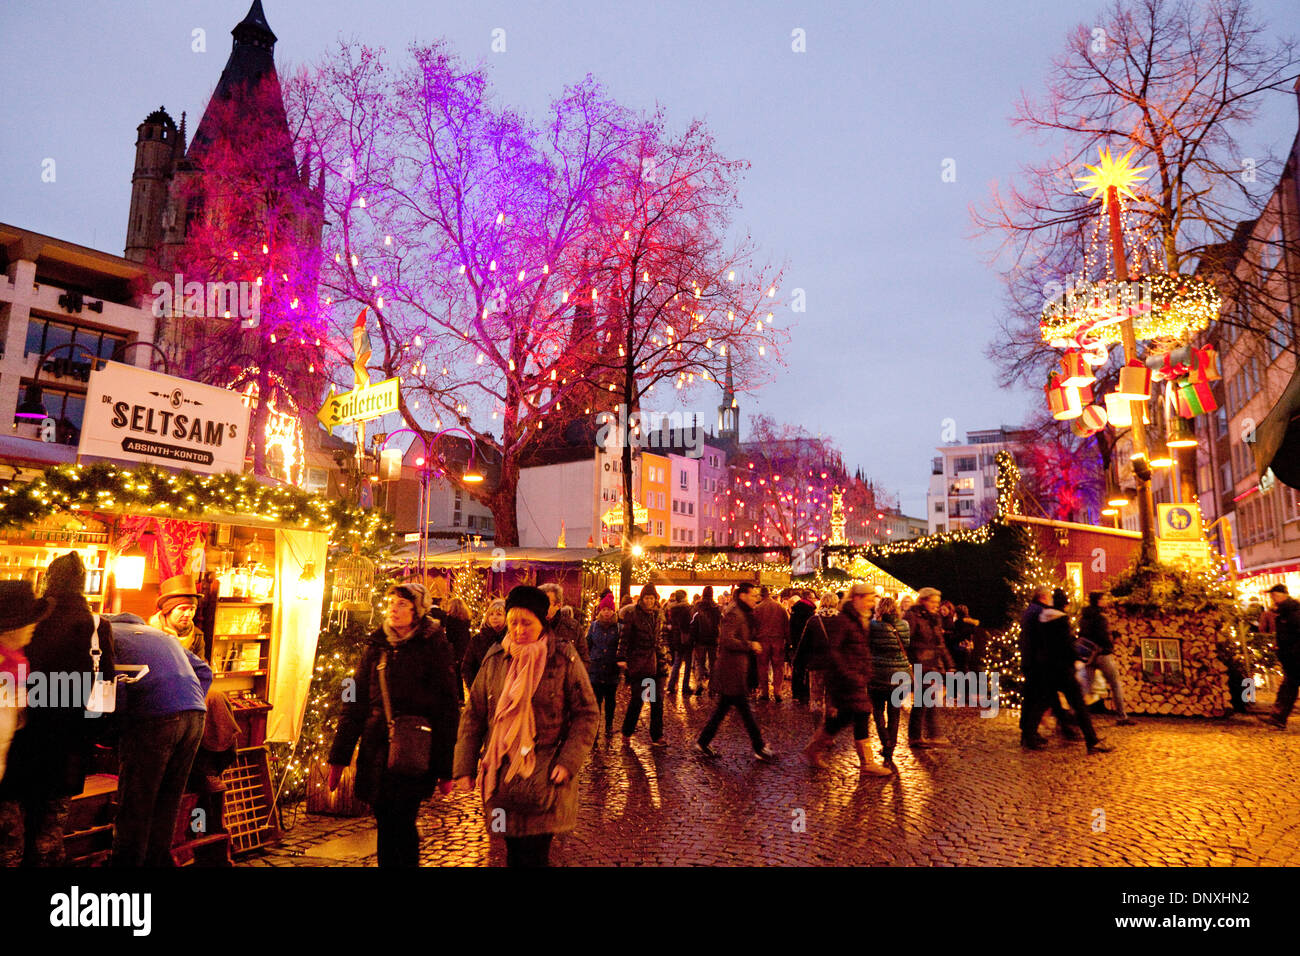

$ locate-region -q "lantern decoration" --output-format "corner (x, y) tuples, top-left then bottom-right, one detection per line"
(1059, 349), (1095, 387)
(1115, 360), (1152, 400)
(332, 552), (376, 614)
(1071, 404), (1109, 437)
(1104, 392), (1133, 428)
(1168, 415), (1198, 448)
(1175, 376), (1218, 417)
(1045, 372), (1083, 420)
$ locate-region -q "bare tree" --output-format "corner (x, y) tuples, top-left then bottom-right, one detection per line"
(976, 0), (1298, 393)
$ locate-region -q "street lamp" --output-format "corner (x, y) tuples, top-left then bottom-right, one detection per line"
(381, 425), (482, 575)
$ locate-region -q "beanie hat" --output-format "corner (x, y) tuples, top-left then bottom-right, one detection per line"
(45, 551), (87, 596)
(639, 583), (659, 600)
(504, 585), (551, 626)
(388, 582), (431, 618)
(598, 593), (616, 613)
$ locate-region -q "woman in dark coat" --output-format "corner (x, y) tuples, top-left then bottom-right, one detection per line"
(328, 582), (459, 868)
(904, 587), (952, 748)
(453, 586), (598, 867)
(0, 552), (113, 866)
(462, 599), (506, 692)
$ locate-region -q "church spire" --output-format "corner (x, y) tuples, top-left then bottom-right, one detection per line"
(717, 350), (739, 445)
(233, 0), (277, 48)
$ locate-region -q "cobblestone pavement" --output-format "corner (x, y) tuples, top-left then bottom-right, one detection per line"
(243, 688), (1300, 867)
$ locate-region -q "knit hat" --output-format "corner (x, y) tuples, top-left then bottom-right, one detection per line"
(598, 593), (616, 613)
(505, 585), (550, 626)
(639, 583), (659, 600)
(388, 582), (431, 618)
(44, 551), (87, 596)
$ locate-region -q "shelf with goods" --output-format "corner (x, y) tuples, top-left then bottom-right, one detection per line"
(201, 529), (278, 747)
(0, 515), (110, 602)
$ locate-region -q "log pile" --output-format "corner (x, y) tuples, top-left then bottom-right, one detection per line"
(1108, 609), (1231, 718)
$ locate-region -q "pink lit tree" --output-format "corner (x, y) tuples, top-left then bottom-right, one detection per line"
(291, 41), (785, 544)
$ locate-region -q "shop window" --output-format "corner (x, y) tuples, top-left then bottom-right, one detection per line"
(1141, 639), (1183, 677)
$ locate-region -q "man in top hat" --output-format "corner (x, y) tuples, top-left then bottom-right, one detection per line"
(150, 574), (205, 658)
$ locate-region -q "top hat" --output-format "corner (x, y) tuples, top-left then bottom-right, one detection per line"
(0, 581), (51, 632)
(156, 573), (202, 611)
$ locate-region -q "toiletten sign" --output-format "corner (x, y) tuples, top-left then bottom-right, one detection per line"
(78, 361), (251, 474)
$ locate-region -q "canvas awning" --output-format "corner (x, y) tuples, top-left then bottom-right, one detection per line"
(1254, 361), (1300, 489)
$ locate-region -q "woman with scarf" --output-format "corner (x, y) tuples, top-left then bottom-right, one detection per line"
(453, 585), (598, 867)
(328, 582), (459, 867)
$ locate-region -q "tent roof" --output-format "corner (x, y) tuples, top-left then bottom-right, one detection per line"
(390, 544), (608, 566)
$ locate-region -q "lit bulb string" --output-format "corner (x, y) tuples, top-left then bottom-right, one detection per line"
(0, 462), (390, 552)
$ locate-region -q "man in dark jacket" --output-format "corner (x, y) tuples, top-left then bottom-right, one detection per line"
(617, 584), (669, 744)
(105, 613), (212, 867)
(1261, 584), (1300, 729)
(690, 587), (722, 696)
(1077, 591), (1133, 724)
(1018, 586), (1076, 748)
(694, 582), (775, 761)
(753, 587), (790, 701)
(665, 590), (694, 696)
(1022, 590), (1110, 754)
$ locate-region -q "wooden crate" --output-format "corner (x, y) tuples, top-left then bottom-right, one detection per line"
(221, 746), (280, 855)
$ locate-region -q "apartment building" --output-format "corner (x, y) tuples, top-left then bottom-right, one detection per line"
(927, 427), (1030, 533)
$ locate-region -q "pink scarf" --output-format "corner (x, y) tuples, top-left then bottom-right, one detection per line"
(477, 633), (550, 803)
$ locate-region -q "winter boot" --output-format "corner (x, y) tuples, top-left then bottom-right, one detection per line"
(802, 729), (834, 768)
(855, 739), (892, 777)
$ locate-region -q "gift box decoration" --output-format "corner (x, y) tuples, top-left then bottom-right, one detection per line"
(1188, 345), (1220, 383)
(1045, 372), (1083, 420)
(1071, 403), (1108, 437)
(1104, 391), (1133, 428)
(1177, 375), (1217, 417)
(1116, 359), (1152, 400)
(1059, 349), (1095, 387)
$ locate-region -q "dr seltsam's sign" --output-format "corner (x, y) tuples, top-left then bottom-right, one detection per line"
(78, 362), (252, 474)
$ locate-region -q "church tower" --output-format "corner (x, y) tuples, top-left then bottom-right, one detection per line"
(717, 350), (739, 445)
(124, 107), (184, 263)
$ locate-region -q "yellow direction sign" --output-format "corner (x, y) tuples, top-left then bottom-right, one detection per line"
(317, 377), (400, 428)
(601, 504), (649, 527)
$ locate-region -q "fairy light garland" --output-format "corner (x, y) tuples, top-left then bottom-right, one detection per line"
(0, 462), (390, 550)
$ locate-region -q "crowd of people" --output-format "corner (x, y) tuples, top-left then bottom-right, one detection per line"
(3, 549), (1298, 870)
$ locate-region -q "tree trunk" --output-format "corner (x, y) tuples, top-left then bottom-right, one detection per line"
(484, 456), (520, 546)
(250, 362), (270, 476)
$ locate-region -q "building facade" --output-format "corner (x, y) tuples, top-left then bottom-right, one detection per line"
(0, 224), (158, 467)
(927, 427), (1029, 533)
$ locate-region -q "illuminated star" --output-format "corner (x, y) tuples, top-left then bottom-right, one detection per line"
(1074, 147), (1150, 207)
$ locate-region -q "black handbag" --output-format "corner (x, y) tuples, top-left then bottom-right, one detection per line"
(492, 743), (560, 814)
(378, 651), (433, 777)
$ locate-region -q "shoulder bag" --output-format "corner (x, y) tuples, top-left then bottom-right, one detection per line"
(378, 650), (433, 777)
(85, 614), (116, 717)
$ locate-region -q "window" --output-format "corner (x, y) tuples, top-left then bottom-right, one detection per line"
(305, 467), (328, 494)
(24, 318), (127, 371)
(955, 456), (977, 472)
(453, 487), (462, 526)
(22, 382), (86, 445)
(1215, 406), (1228, 438)
(1270, 311), (1291, 362)
(655, 520), (663, 537)
(934, 501), (945, 513)
(1220, 461), (1233, 494)
(467, 515), (476, 529)
(1260, 226), (1283, 274)
(687, 502), (694, 516)
(1141, 639), (1182, 677)
(680, 469), (688, 488)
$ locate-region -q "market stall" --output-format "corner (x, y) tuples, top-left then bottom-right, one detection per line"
(0, 463), (382, 861)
